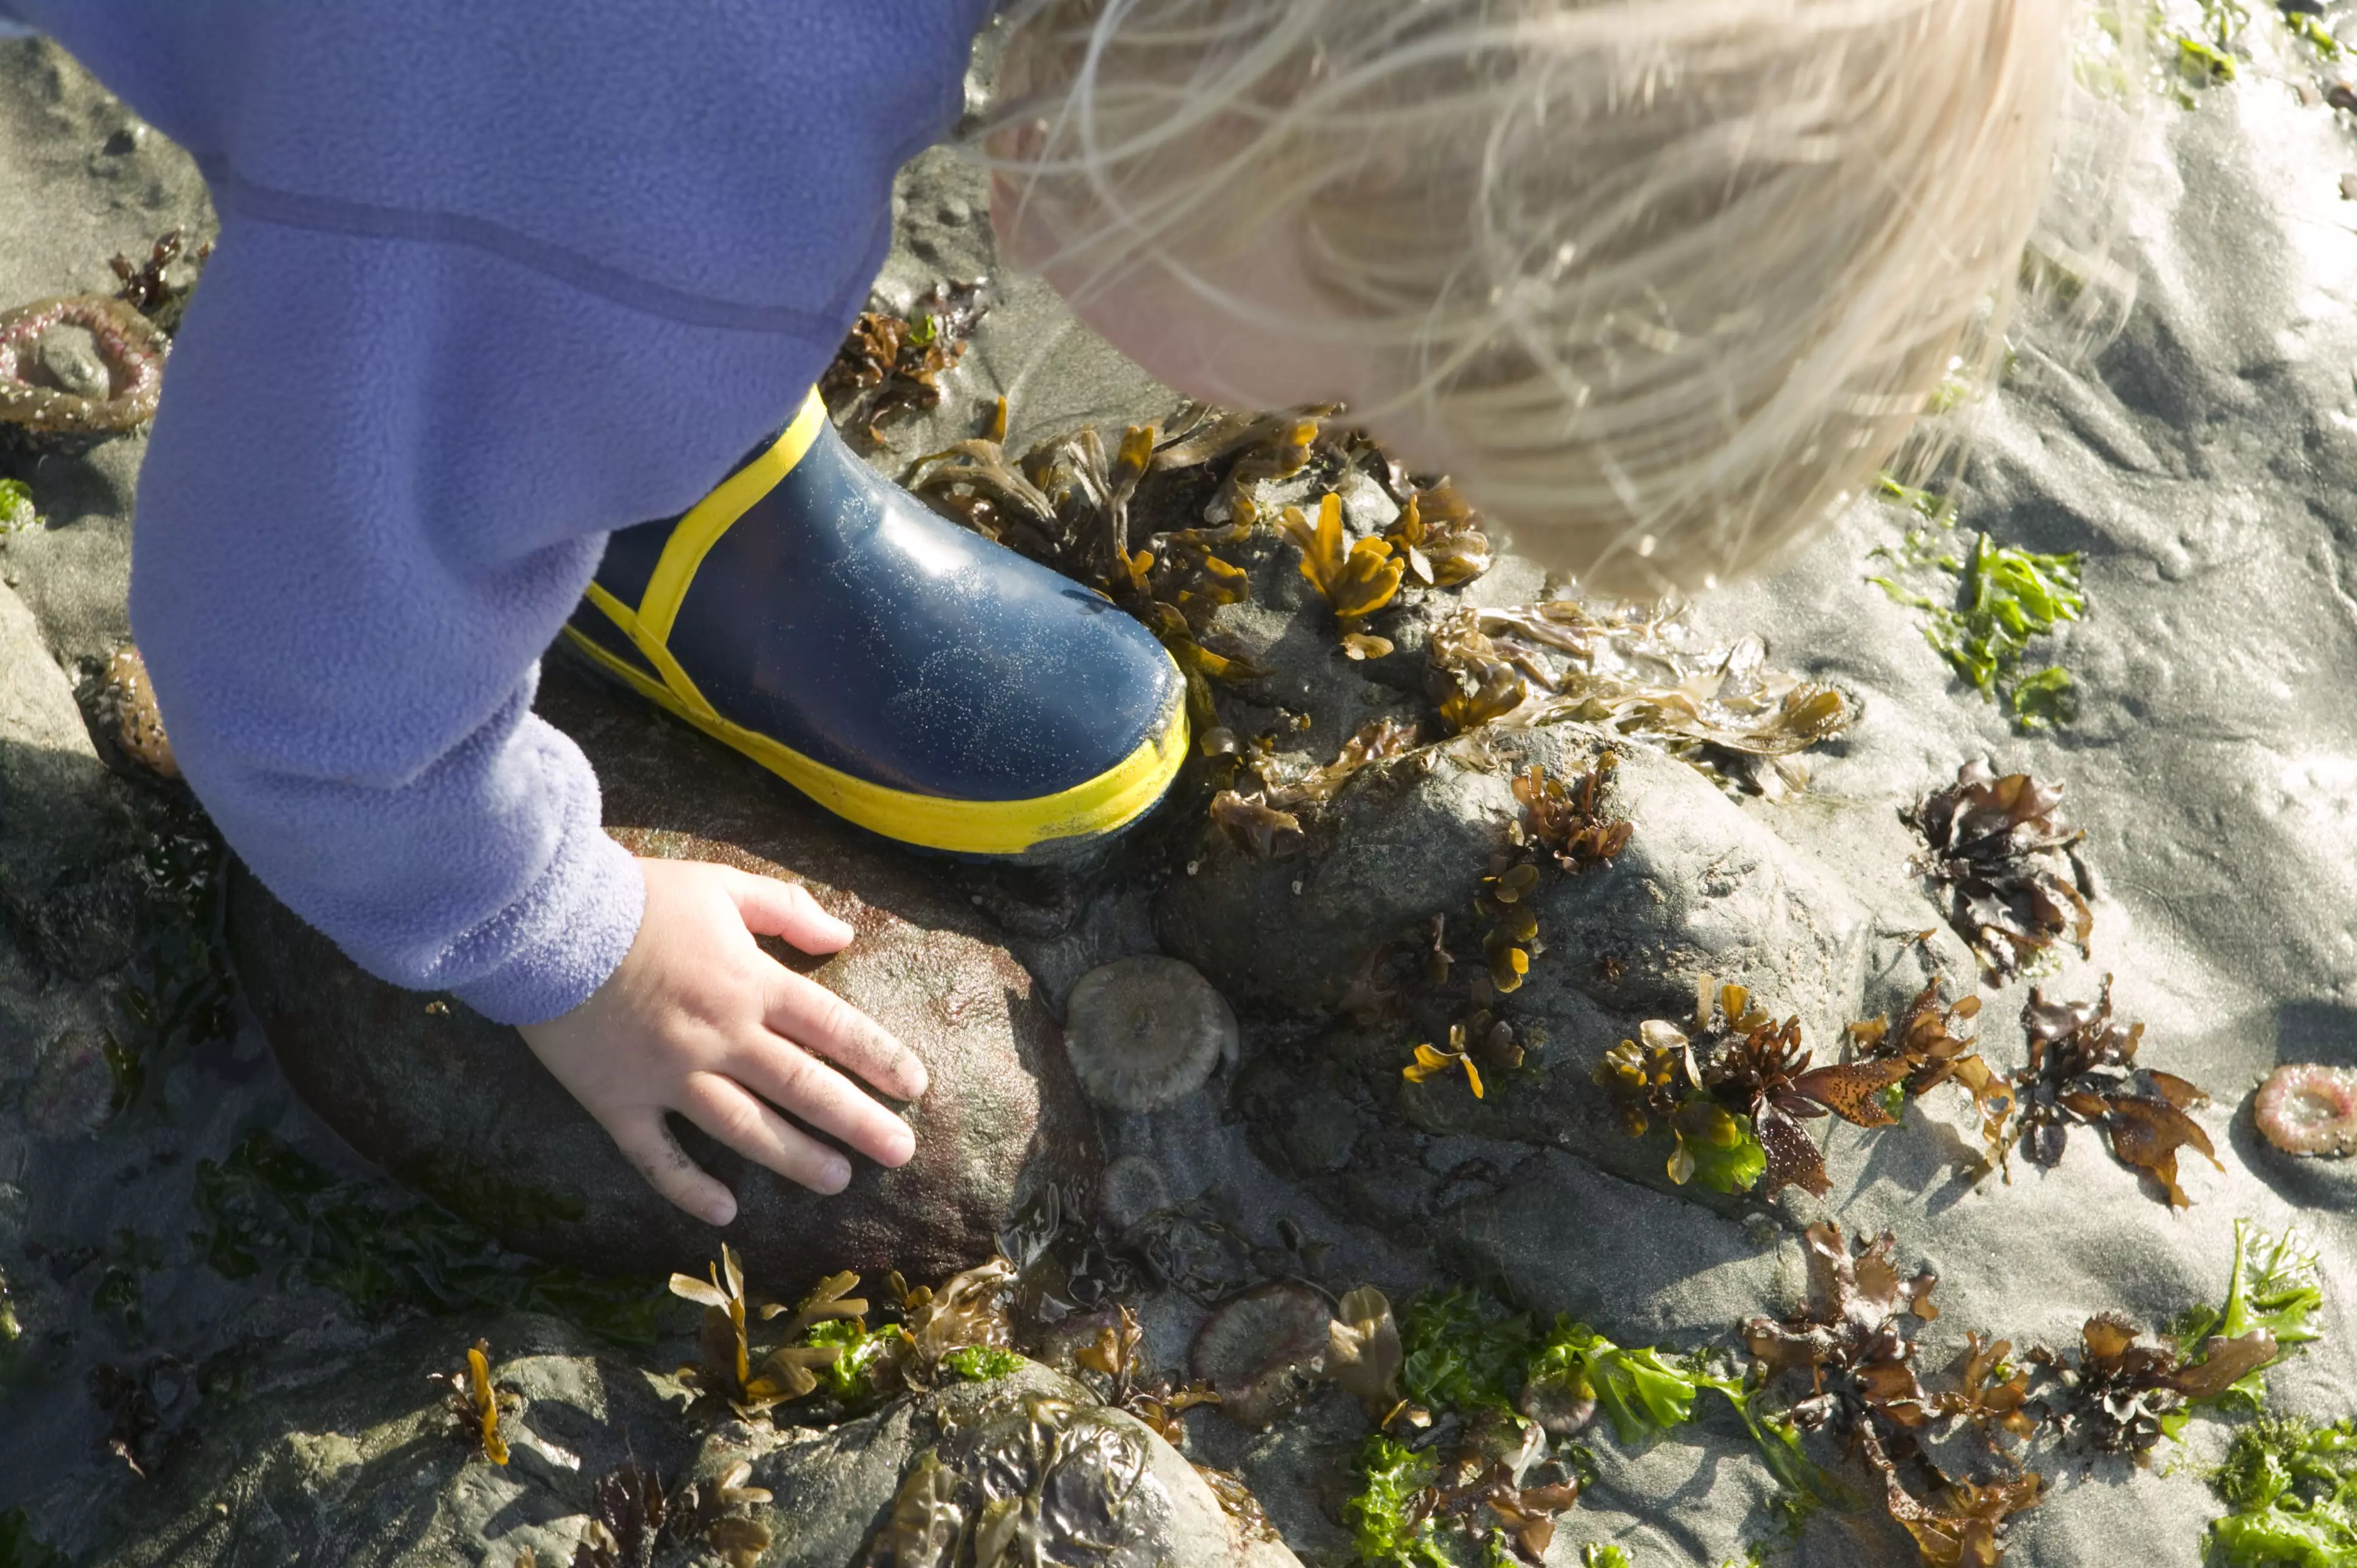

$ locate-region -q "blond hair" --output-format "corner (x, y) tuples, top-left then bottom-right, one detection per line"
(985, 0), (2114, 594)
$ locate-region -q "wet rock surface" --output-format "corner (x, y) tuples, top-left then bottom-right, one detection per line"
(13, 20), (2357, 1568)
(229, 661), (1105, 1299)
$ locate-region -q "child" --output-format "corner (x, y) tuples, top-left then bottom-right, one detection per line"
(1, 0), (2073, 1226)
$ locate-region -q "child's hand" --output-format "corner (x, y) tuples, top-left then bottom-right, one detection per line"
(516, 857), (928, 1226)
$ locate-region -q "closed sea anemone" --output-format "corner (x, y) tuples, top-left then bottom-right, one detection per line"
(2253, 1064), (2357, 1158)
(1063, 955), (1239, 1113)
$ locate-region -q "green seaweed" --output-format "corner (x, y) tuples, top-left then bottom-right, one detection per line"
(1579, 1549), (1635, 1568)
(0, 1509), (66, 1568)
(1527, 1319), (1700, 1447)
(0, 479), (35, 535)
(2175, 1220), (2323, 1411)
(1871, 527), (2085, 730)
(2208, 1415), (2357, 1567)
(192, 1130), (679, 1345)
(803, 1317), (901, 1402)
(940, 1344), (1024, 1383)
(1348, 1435), (1453, 1568)
(1400, 1287), (1534, 1413)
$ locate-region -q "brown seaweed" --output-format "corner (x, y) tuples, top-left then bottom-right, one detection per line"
(2031, 1313), (2275, 1458)
(1906, 761), (2091, 980)
(820, 280), (988, 444)
(2012, 979), (2216, 1207)
(431, 1338), (514, 1466)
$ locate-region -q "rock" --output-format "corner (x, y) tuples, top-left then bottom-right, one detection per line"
(34, 323), (109, 400)
(717, 1360), (1299, 1567)
(1063, 955), (1238, 1112)
(1161, 723), (1870, 1042)
(227, 659), (1105, 1299)
(86, 1313), (699, 1568)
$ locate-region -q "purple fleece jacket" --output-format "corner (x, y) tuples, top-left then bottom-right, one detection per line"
(5, 1), (996, 1024)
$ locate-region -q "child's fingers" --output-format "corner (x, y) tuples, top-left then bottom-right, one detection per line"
(723, 868), (854, 954)
(763, 967), (929, 1103)
(677, 1073), (856, 1194)
(605, 1109), (740, 1228)
(727, 1030), (917, 1169)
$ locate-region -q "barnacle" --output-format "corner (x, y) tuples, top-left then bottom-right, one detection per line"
(1278, 493), (1406, 624)
(1435, 601), (1851, 796)
(820, 279), (987, 444)
(431, 1338), (515, 1465)
(1509, 759), (1632, 873)
(1906, 759), (2091, 980)
(2012, 978), (2217, 1207)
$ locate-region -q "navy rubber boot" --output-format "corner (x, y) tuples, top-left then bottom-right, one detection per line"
(565, 392), (1188, 858)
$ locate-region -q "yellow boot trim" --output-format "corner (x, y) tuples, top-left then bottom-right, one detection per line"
(567, 399), (1189, 856)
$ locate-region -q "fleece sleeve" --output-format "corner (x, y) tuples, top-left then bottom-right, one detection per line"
(131, 213), (825, 1025)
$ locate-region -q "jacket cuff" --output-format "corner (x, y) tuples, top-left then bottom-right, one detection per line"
(451, 823), (644, 1027)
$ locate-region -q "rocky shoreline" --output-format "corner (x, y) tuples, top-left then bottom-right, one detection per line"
(8, 16), (2357, 1568)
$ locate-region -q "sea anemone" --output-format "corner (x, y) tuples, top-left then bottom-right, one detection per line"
(0, 295), (167, 434)
(1063, 955), (1239, 1113)
(1188, 1279), (1331, 1429)
(2253, 1064), (2357, 1158)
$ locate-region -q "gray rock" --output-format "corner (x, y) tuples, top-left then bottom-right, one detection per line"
(722, 1360), (1298, 1567)
(0, 37), (213, 667)
(227, 661), (1107, 1303)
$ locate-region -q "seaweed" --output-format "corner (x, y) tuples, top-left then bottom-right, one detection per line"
(1696, 978), (1914, 1198)
(1906, 760), (2091, 981)
(0, 477), (35, 532)
(2172, 1220), (2323, 1408)
(1525, 1320), (1705, 1448)
(1348, 1435), (1454, 1568)
(1846, 983), (2013, 1169)
(1510, 758), (1632, 873)
(669, 1246), (850, 1418)
(1744, 1223), (2038, 1565)
(1382, 480), (1493, 589)
(1278, 491), (1406, 629)
(1593, 1022), (1770, 1194)
(1434, 602), (1850, 798)
(820, 279), (987, 444)
(191, 1130), (677, 1344)
(2013, 978), (2218, 1207)
(108, 228), (210, 331)
(2032, 1312), (2275, 1458)
(2207, 1415), (2357, 1567)
(1403, 1035), (1485, 1099)
(942, 1345), (1026, 1383)
(1872, 532), (2085, 730)
(1330, 1285), (1408, 1421)
(1076, 1303), (1220, 1446)
(431, 1338), (515, 1465)
(0, 1508), (67, 1568)
(1934, 1334), (2035, 1446)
